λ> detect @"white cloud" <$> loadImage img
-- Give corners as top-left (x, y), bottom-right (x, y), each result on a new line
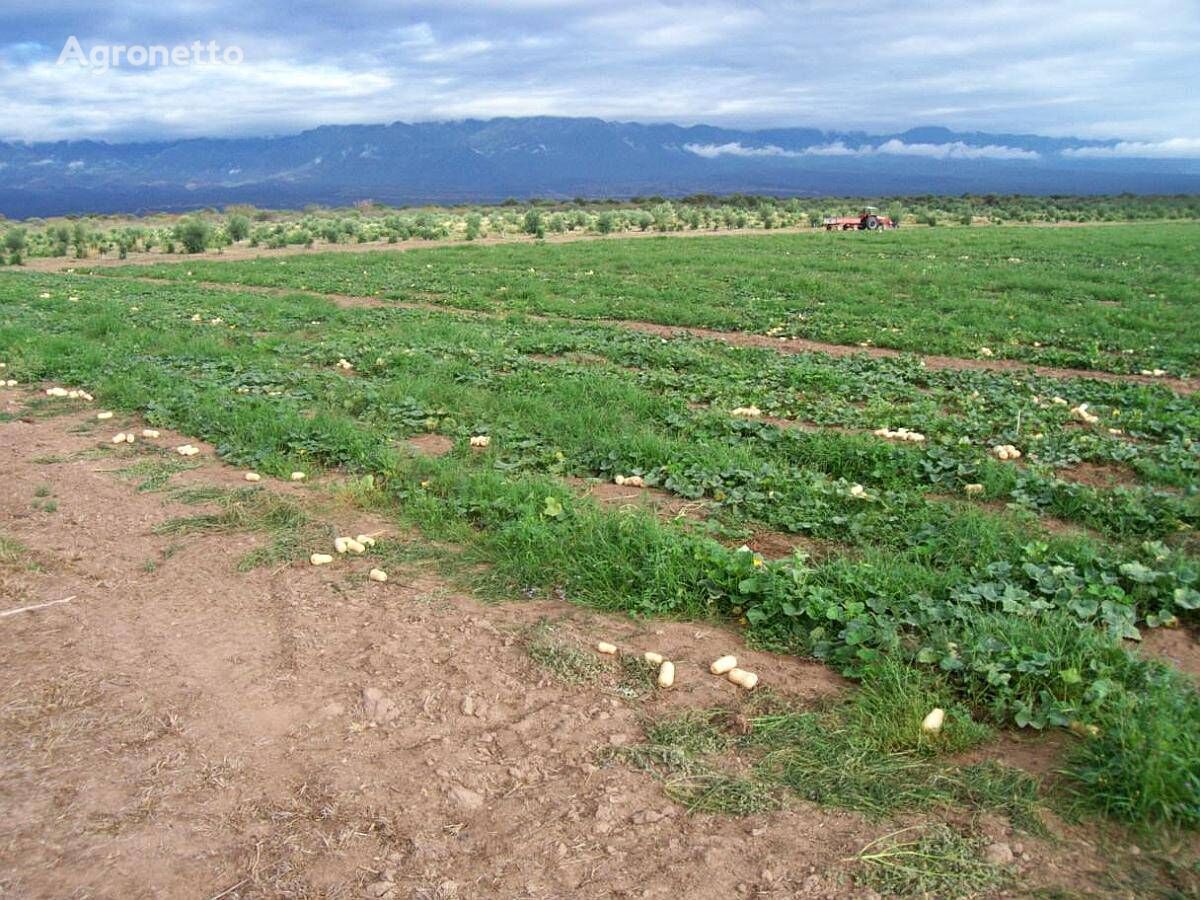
top-left (1, 0), bottom-right (1199, 142)
top-left (684, 139), bottom-right (1039, 161)
top-left (415, 39), bottom-right (494, 63)
top-left (1062, 138), bottom-right (1200, 158)
top-left (874, 139), bottom-right (1039, 160)
top-left (683, 141), bottom-right (800, 158)
top-left (800, 141), bottom-right (858, 156)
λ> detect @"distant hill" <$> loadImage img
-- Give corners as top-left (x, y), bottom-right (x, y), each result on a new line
top-left (1, 117), bottom-right (1197, 218)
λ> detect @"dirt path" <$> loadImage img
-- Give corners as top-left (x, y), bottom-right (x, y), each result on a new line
top-left (66, 272), bottom-right (1200, 395)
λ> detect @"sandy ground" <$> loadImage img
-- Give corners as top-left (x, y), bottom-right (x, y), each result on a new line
top-left (0, 389), bottom-right (1192, 898)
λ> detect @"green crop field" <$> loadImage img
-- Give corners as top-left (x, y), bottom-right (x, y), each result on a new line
top-left (110, 222), bottom-right (1200, 375)
top-left (3, 221), bottom-right (1199, 877)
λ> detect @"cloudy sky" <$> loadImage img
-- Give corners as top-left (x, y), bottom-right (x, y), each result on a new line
top-left (1, 0), bottom-right (1198, 147)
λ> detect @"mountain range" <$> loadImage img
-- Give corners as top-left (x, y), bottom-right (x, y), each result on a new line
top-left (1, 117), bottom-right (1197, 218)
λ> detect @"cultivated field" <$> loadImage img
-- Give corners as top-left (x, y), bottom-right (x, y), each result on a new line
top-left (1, 222), bottom-right (1198, 897)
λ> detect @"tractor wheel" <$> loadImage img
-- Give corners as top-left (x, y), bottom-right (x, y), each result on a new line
top-left (864, 215), bottom-right (881, 230)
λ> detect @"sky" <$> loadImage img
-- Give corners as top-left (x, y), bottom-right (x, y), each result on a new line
top-left (1, 0), bottom-right (1198, 149)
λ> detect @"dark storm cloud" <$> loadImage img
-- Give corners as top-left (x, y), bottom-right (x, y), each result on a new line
top-left (1, 1), bottom-right (1198, 147)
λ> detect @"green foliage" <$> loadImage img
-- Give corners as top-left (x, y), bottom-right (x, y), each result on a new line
top-left (113, 222), bottom-right (1200, 375)
top-left (464, 212), bottom-right (482, 241)
top-left (2, 222), bottom-right (1197, 829)
top-left (1067, 667), bottom-right (1200, 829)
top-left (853, 824), bottom-right (1010, 897)
top-left (174, 217), bottom-right (212, 254)
top-left (4, 226), bottom-right (27, 264)
top-left (226, 214), bottom-right (250, 242)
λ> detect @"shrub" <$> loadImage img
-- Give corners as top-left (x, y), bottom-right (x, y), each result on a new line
top-left (3, 226), bottom-right (27, 265)
top-left (465, 212), bottom-right (482, 241)
top-left (226, 214), bottom-right (250, 242)
top-left (522, 208), bottom-right (544, 237)
top-left (174, 217), bottom-right (211, 254)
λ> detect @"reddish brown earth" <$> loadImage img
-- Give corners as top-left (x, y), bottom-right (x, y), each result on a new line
top-left (1139, 626), bottom-right (1200, 680)
top-left (1056, 460), bottom-right (1141, 489)
top-left (568, 477), bottom-right (709, 522)
top-left (0, 390), bottom-right (1188, 898)
top-left (407, 433), bottom-right (456, 458)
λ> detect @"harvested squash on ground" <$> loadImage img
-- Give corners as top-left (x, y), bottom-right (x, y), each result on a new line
top-left (727, 668), bottom-right (759, 690)
top-left (710, 655), bottom-right (738, 675)
top-left (657, 660), bottom-right (675, 688)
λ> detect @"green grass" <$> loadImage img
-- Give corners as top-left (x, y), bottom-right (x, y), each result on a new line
top-left (607, 665), bottom-right (1044, 831)
top-left (523, 619), bottom-right (662, 700)
top-left (114, 456), bottom-right (199, 492)
top-left (0, 224), bottom-right (1197, 833)
top-left (154, 487), bottom-right (323, 571)
top-left (852, 824), bottom-right (1010, 897)
top-left (0, 533), bottom-right (28, 566)
top-left (106, 223), bottom-right (1200, 374)
top-left (1067, 668), bottom-right (1200, 829)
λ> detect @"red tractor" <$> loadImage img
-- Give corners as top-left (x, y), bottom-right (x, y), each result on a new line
top-left (821, 206), bottom-right (897, 231)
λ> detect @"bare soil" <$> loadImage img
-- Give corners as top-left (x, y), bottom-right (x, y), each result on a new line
top-left (1139, 626), bottom-right (1200, 680)
top-left (0, 389), bottom-right (1182, 898)
top-left (406, 434), bottom-right (455, 458)
top-left (568, 477), bottom-right (709, 522)
top-left (1057, 460), bottom-right (1140, 489)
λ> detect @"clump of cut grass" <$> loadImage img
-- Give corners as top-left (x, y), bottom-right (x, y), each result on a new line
top-left (522, 619), bottom-right (606, 685)
top-left (155, 488), bottom-right (322, 571)
top-left (852, 824), bottom-right (1010, 897)
top-left (611, 653), bottom-right (659, 700)
top-left (0, 532), bottom-right (28, 566)
top-left (606, 713), bottom-right (781, 815)
top-left (644, 709), bottom-right (734, 756)
top-left (115, 456), bottom-right (199, 492)
top-left (610, 677), bottom-right (1043, 830)
top-left (521, 620), bottom-right (666, 700)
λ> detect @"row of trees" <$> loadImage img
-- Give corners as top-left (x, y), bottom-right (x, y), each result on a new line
top-left (3, 193), bottom-right (1199, 261)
